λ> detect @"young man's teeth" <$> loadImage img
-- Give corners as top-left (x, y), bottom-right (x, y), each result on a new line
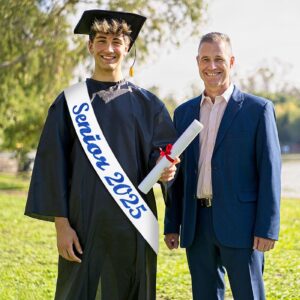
top-left (102, 56), bottom-right (115, 59)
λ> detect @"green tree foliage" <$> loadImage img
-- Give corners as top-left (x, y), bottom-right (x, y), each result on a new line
top-left (272, 97), bottom-right (300, 145)
top-left (148, 85), bottom-right (177, 117)
top-left (0, 0), bottom-right (206, 169)
top-left (107, 0), bottom-right (206, 52)
top-left (0, 0), bottom-right (85, 169)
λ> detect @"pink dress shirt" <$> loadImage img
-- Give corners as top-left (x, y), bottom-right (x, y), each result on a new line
top-left (197, 84), bottom-right (234, 199)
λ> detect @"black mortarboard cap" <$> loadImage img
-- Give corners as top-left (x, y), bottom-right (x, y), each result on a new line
top-left (74, 9), bottom-right (146, 51)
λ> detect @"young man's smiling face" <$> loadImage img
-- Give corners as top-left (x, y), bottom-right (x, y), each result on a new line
top-left (89, 32), bottom-right (129, 79)
top-left (197, 39), bottom-right (234, 95)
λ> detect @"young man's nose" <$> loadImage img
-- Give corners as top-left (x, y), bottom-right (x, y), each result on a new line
top-left (105, 43), bottom-right (114, 52)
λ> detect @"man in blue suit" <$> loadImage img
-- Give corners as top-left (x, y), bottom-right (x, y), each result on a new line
top-left (164, 32), bottom-right (281, 300)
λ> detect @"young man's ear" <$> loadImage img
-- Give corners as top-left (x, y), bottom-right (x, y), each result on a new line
top-left (124, 45), bottom-right (129, 56)
top-left (88, 40), bottom-right (93, 55)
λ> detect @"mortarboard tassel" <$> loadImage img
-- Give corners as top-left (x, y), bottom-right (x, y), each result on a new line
top-left (129, 66), bottom-right (134, 77)
top-left (129, 45), bottom-right (136, 77)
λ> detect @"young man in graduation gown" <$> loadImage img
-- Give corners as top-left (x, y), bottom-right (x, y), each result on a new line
top-left (25, 10), bottom-right (177, 300)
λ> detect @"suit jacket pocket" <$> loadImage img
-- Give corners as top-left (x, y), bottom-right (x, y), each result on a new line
top-left (238, 191), bottom-right (257, 202)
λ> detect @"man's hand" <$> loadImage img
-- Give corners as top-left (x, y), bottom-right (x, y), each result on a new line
top-left (55, 217), bottom-right (83, 263)
top-left (164, 233), bottom-right (180, 250)
top-left (157, 156), bottom-right (180, 182)
top-left (253, 236), bottom-right (276, 252)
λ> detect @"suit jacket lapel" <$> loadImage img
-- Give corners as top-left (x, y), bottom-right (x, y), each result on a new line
top-left (189, 97), bottom-right (201, 166)
top-left (213, 87), bottom-right (244, 154)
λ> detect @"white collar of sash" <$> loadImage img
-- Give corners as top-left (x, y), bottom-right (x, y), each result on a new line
top-left (64, 81), bottom-right (159, 254)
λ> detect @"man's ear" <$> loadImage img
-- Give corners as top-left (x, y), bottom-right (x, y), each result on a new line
top-left (196, 55), bottom-right (200, 65)
top-left (230, 56), bottom-right (235, 68)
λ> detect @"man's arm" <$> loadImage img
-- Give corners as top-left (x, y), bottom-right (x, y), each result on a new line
top-left (254, 101), bottom-right (281, 251)
top-left (163, 166), bottom-right (183, 250)
top-left (163, 110), bottom-right (184, 250)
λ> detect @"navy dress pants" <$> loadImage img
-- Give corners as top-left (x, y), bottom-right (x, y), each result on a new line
top-left (186, 204), bottom-right (265, 300)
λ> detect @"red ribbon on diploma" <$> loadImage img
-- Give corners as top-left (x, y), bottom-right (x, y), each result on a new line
top-left (159, 144), bottom-right (175, 163)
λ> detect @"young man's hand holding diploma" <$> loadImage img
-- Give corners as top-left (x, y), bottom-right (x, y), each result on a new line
top-left (156, 155), bottom-right (180, 183)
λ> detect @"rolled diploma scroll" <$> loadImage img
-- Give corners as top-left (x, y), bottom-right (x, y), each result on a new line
top-left (138, 119), bottom-right (204, 194)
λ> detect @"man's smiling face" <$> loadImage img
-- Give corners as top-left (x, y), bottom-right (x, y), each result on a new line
top-left (197, 40), bottom-right (234, 94)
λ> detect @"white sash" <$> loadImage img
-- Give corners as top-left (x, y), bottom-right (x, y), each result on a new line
top-left (64, 82), bottom-right (159, 254)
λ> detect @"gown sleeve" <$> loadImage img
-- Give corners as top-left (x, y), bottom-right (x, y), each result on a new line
top-left (148, 104), bottom-right (176, 169)
top-left (25, 95), bottom-right (73, 222)
top-left (148, 103), bottom-right (177, 201)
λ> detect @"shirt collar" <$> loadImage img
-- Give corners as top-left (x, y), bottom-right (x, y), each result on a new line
top-left (200, 83), bottom-right (234, 106)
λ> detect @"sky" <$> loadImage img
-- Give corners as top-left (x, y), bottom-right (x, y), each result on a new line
top-left (132, 0), bottom-right (300, 100)
top-left (77, 0), bottom-right (300, 101)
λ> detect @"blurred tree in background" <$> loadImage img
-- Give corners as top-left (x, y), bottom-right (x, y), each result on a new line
top-left (1, 0), bottom-right (299, 170)
top-left (238, 63), bottom-right (300, 150)
top-left (0, 0), bottom-right (85, 170)
top-left (0, 0), bottom-right (206, 170)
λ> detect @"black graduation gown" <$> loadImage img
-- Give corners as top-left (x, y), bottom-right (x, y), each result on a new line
top-left (25, 78), bottom-right (177, 300)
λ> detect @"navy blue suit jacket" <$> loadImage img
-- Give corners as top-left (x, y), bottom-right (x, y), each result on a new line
top-left (164, 86), bottom-right (281, 248)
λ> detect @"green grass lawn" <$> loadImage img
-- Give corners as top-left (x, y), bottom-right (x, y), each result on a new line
top-left (0, 174), bottom-right (299, 299)
top-left (0, 173), bottom-right (30, 191)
